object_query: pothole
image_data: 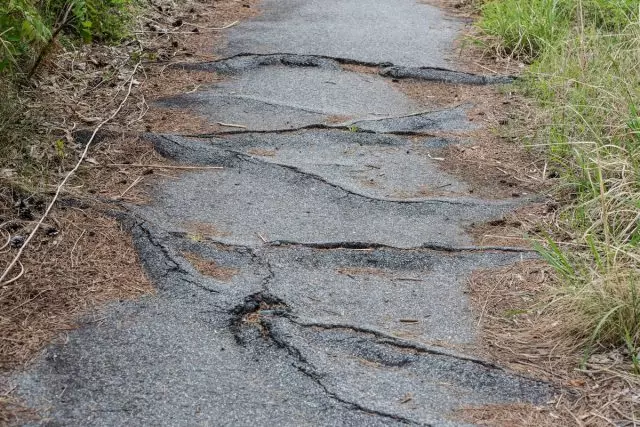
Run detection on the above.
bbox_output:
[230,292,290,343]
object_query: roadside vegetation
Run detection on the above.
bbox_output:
[479,0,640,369]
[462,0,640,426]
[1,0,252,423]
[473,0,640,421]
[1,2,147,423]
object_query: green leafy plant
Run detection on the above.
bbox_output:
[0,0,51,71]
[1,0,136,75]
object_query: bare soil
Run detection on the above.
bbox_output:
[182,252,239,281]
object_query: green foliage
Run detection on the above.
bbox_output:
[0,0,51,71]
[0,0,135,74]
[479,0,572,60]
[42,0,136,43]
[580,0,640,31]
[478,0,640,60]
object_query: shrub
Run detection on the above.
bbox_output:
[0,0,51,71]
[0,0,136,74]
[41,0,136,43]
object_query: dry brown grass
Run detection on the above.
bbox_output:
[468,202,560,247]
[466,261,640,426]
[0,133,175,374]
[0,393,36,427]
[143,106,221,134]
[456,402,572,426]
[437,137,546,199]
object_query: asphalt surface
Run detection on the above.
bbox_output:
[14,1,551,425]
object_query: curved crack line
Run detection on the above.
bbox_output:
[180,51,389,69]
[181,52,514,85]
[198,93,331,117]
[165,231,535,254]
[135,221,188,277]
[182,123,444,138]
[280,316,552,397]
[262,320,428,426]
[269,240,536,253]
[192,93,469,127]
[146,134,502,207]
[228,149,501,207]
[288,317,505,372]
[134,220,241,296]
[344,104,468,126]
[177,104,470,138]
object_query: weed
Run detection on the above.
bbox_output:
[478,0,640,60]
[478,0,571,60]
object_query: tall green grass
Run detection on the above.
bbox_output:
[479,0,640,60]
[479,0,640,365]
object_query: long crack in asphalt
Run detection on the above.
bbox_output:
[14,0,553,425]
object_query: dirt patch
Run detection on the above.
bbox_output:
[145,69,223,102]
[143,107,221,134]
[394,80,476,109]
[341,63,379,75]
[73,135,181,204]
[465,261,640,426]
[182,252,239,281]
[246,148,277,157]
[437,138,547,199]
[183,222,232,240]
[324,115,353,125]
[140,0,261,63]
[467,202,558,247]
[390,183,459,199]
[359,178,379,189]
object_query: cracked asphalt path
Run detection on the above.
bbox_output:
[14,1,551,425]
